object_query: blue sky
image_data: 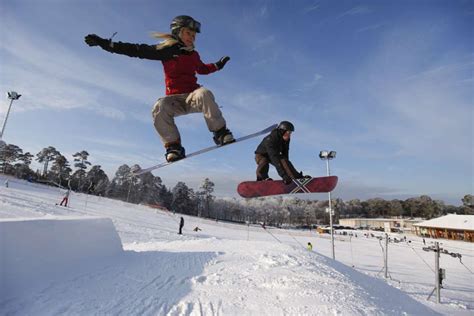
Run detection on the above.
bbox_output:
[0,0,472,205]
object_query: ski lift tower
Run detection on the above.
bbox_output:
[319,150,336,260]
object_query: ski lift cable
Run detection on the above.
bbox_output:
[439,244,474,252]
[387,242,474,258]
[261,226,282,243]
[409,244,435,272]
[336,234,474,258]
[285,229,305,248]
[458,259,474,274]
[377,238,385,264]
[349,236,355,268]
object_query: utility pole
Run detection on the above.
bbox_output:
[423,241,465,303]
[424,242,444,303]
[384,233,389,278]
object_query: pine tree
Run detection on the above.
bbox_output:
[15,152,34,179]
[0,144,23,174]
[108,164,133,200]
[85,165,109,195]
[135,171,163,204]
[50,154,71,186]
[171,182,196,215]
[72,150,92,191]
[462,195,473,214]
[197,178,215,217]
[36,146,59,178]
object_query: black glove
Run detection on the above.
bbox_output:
[84,34,109,48]
[215,56,230,70]
[282,174,292,185]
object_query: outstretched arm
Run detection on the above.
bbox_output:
[84,34,181,61]
[195,52,230,74]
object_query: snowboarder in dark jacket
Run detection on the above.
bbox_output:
[84,15,234,163]
[254,121,309,184]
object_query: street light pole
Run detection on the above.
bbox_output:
[320,150,336,260]
[1,91,21,140]
[326,158,335,260]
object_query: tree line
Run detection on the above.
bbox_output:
[1,143,472,227]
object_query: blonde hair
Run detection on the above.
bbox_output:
[150,32,179,49]
[151,28,195,50]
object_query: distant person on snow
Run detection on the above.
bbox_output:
[178,217,184,235]
[307,242,313,251]
[84,15,234,163]
[4,179,9,188]
[254,121,310,184]
[59,189,70,207]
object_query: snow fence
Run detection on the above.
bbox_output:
[0,216,123,299]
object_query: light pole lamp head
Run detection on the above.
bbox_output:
[7,91,21,100]
[319,150,336,160]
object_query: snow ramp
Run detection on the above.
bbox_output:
[0,216,123,299]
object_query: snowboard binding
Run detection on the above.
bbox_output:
[213,126,235,146]
[165,144,186,162]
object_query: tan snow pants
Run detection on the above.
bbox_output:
[152,87,226,147]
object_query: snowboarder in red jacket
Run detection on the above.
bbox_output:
[254,121,309,184]
[85,15,234,162]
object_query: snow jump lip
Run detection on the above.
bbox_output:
[237,176,338,198]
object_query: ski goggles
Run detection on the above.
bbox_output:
[185,20,201,33]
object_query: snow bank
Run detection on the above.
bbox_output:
[0,216,123,299]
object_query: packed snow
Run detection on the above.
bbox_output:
[0,176,472,315]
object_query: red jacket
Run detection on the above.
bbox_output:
[163,51,218,95]
[102,41,218,95]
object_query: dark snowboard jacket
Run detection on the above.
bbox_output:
[255,129,291,178]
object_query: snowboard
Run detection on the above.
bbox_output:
[237,176,338,198]
[132,124,278,175]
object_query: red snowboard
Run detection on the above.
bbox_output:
[237,176,338,198]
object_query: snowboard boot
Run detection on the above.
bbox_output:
[165,143,186,162]
[213,126,235,146]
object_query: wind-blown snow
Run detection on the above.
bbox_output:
[0,176,472,315]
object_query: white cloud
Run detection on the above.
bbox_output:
[94,105,127,121]
[356,23,386,33]
[0,16,160,120]
[337,6,372,19]
[303,4,320,14]
[302,73,323,88]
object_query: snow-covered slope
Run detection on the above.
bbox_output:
[0,176,472,315]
